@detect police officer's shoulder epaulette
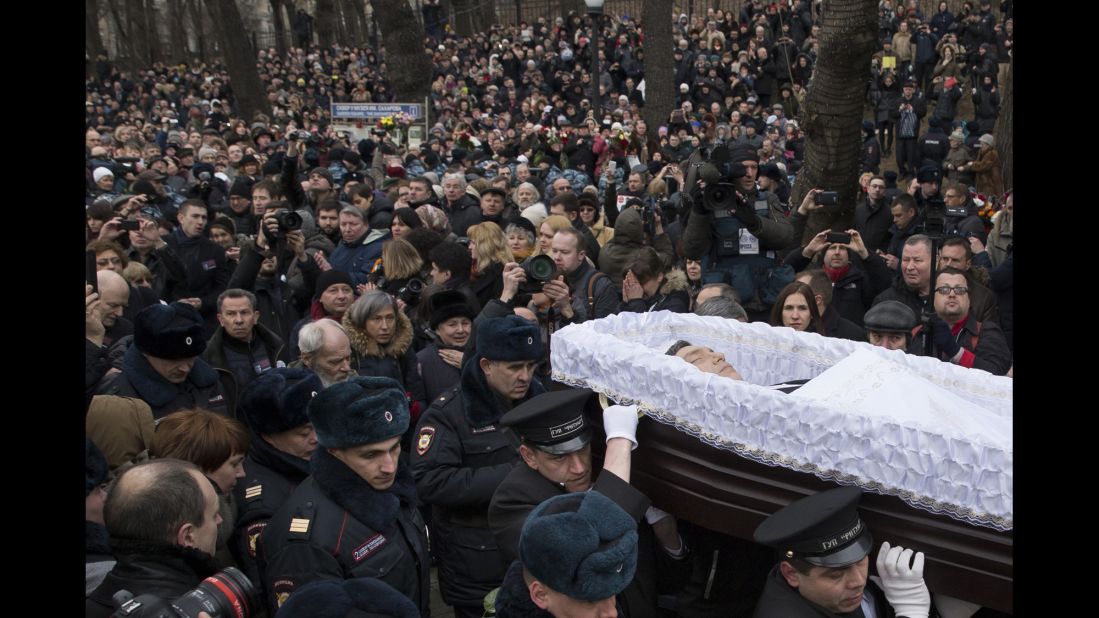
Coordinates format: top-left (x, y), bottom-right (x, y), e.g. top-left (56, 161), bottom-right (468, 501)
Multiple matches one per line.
top-left (287, 495), bottom-right (318, 540)
top-left (244, 483), bottom-right (264, 502)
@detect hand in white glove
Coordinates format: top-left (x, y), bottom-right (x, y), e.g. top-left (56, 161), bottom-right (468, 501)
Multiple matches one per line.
top-left (869, 541), bottom-right (930, 618)
top-left (602, 404), bottom-right (640, 449)
top-left (644, 505), bottom-right (671, 525)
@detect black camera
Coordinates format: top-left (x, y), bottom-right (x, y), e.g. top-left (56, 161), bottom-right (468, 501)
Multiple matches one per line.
top-left (518, 254), bottom-right (557, 294)
top-left (273, 210), bottom-right (303, 233)
top-left (814, 191), bottom-right (838, 206)
top-left (397, 278), bottom-right (425, 306)
top-left (119, 219), bottom-right (142, 231)
top-left (826, 231), bottom-right (852, 244)
top-left (112, 567), bottom-right (257, 618)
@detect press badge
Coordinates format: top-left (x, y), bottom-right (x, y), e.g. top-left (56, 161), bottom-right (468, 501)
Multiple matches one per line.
top-left (739, 229), bottom-right (760, 255)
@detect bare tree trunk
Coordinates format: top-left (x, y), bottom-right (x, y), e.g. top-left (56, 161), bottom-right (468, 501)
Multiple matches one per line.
top-left (373, 0), bottom-right (433, 102)
top-left (333, 0), bottom-right (350, 45)
top-left (207, 0), bottom-right (272, 121)
top-left (125, 0), bottom-right (151, 64)
top-left (475, 0), bottom-right (496, 33)
top-left (166, 0), bottom-right (189, 63)
top-left (106, 0), bottom-right (140, 70)
top-left (790, 0), bottom-right (879, 242)
top-left (640, 0), bottom-right (675, 138)
top-left (269, 0), bottom-right (289, 57)
top-left (87, 0), bottom-right (106, 62)
top-left (186, 0), bottom-right (208, 62)
top-left (315, 0), bottom-right (338, 49)
top-left (451, 0), bottom-right (474, 37)
top-left (993, 59), bottom-right (1012, 191)
top-left (144, 0), bottom-right (163, 63)
top-left (348, 0), bottom-right (370, 45)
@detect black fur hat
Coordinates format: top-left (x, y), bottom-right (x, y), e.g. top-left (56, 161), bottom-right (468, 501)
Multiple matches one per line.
top-left (308, 376), bottom-right (410, 449)
top-left (133, 302), bottom-right (207, 359)
top-left (239, 367), bottom-right (324, 436)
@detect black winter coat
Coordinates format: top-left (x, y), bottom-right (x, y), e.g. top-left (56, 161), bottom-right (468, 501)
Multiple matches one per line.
top-left (416, 342), bottom-right (463, 405)
top-left (258, 450), bottom-right (430, 615)
top-left (99, 345), bottom-right (230, 419)
top-left (231, 432), bottom-right (311, 586)
top-left (409, 360), bottom-right (546, 606)
top-left (164, 228), bottom-right (230, 336)
top-left (753, 564), bottom-right (901, 618)
top-left (853, 197), bottom-right (893, 254)
top-left (227, 243), bottom-right (318, 347)
top-left (86, 544), bottom-right (219, 618)
top-left (488, 463), bottom-right (658, 618)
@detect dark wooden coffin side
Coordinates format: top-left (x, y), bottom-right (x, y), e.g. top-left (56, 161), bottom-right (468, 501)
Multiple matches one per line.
top-left (612, 417), bottom-right (1014, 613)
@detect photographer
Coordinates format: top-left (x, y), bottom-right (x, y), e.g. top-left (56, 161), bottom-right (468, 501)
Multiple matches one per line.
top-left (599, 197), bottom-right (675, 286)
top-left (86, 459), bottom-right (227, 617)
top-left (681, 144), bottom-right (794, 319)
top-left (784, 229), bottom-right (893, 327)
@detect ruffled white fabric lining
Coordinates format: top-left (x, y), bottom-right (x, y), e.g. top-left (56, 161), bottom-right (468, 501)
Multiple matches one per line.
top-left (550, 312), bottom-right (1013, 531)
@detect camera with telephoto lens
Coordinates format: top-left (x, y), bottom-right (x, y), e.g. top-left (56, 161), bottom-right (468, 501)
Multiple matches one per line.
top-left (111, 566), bottom-right (257, 618)
top-left (687, 145), bottom-right (750, 213)
top-left (397, 278), bottom-right (425, 306)
top-left (273, 210), bottom-right (303, 233)
top-left (518, 254), bottom-right (557, 294)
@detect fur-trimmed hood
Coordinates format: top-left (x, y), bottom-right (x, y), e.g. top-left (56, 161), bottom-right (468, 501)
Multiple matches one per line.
top-left (343, 307), bottom-right (414, 358)
top-left (659, 268), bottom-right (690, 294)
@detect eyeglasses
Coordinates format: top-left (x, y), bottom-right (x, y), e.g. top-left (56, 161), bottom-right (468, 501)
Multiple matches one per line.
top-left (934, 286), bottom-right (968, 296)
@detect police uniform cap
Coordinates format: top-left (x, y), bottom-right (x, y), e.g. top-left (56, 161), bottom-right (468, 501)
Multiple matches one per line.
top-left (476, 315), bottom-right (543, 362)
top-left (500, 388), bottom-right (594, 455)
top-left (863, 301), bottom-right (917, 335)
top-left (133, 302), bottom-right (207, 359)
top-left (916, 165), bottom-right (942, 183)
top-left (753, 486), bottom-right (873, 568)
top-left (308, 376), bottom-right (410, 449)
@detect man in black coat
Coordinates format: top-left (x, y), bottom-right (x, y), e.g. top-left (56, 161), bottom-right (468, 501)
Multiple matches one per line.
top-left (410, 315), bottom-right (547, 618)
top-left (231, 368), bottom-right (322, 588)
top-left (752, 486), bottom-right (933, 618)
top-left (490, 389), bottom-right (688, 618)
top-left (203, 289), bottom-right (285, 420)
top-left (98, 303), bottom-right (229, 419)
top-left (785, 230), bottom-right (893, 327)
top-left (165, 199), bottom-right (230, 337)
top-left (259, 377), bottom-right (430, 615)
top-left (925, 268), bottom-right (1011, 375)
top-left (86, 459), bottom-right (227, 617)
top-left (854, 175), bottom-right (893, 254)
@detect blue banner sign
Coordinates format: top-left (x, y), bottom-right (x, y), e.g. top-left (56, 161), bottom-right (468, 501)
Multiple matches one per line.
top-left (331, 103), bottom-right (423, 119)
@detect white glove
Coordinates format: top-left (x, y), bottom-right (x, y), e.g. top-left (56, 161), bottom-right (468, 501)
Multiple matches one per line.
top-left (602, 404), bottom-right (640, 449)
top-left (644, 505), bottom-right (671, 525)
top-left (869, 541), bottom-right (930, 618)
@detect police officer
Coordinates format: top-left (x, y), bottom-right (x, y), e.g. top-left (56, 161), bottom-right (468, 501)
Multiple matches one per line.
top-left (99, 302), bottom-right (230, 419)
top-left (490, 389), bottom-right (687, 618)
top-left (682, 143), bottom-right (795, 320)
top-left (259, 376), bottom-right (429, 614)
top-left (410, 315), bottom-right (546, 618)
top-left (275, 577), bottom-right (420, 618)
top-left (493, 491), bottom-right (641, 618)
top-left (753, 486), bottom-right (932, 618)
top-left (232, 367), bottom-right (323, 587)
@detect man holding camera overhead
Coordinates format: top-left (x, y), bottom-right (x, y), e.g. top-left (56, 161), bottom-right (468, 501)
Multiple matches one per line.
top-left (681, 144), bottom-right (794, 320)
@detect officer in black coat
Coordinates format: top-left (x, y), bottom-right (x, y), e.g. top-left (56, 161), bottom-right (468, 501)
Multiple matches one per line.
top-left (275, 576), bottom-right (420, 618)
top-left (98, 302), bottom-right (230, 419)
top-left (258, 377), bottom-right (430, 615)
top-left (490, 389), bottom-right (688, 618)
top-left (752, 487), bottom-right (934, 618)
top-left (493, 491), bottom-right (642, 618)
top-left (410, 315), bottom-right (547, 618)
top-left (231, 367), bottom-right (323, 588)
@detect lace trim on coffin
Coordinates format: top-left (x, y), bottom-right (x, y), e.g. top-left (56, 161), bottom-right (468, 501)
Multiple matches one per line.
top-left (550, 311), bottom-right (1013, 532)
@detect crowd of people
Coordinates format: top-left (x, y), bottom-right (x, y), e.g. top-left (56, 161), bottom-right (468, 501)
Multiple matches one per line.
top-left (85, 1), bottom-right (1013, 616)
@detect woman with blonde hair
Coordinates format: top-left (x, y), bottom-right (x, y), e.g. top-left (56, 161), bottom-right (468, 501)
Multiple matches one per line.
top-left (534, 215), bottom-right (573, 256)
top-left (467, 221), bottom-right (514, 308)
top-left (374, 238), bottom-right (424, 303)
